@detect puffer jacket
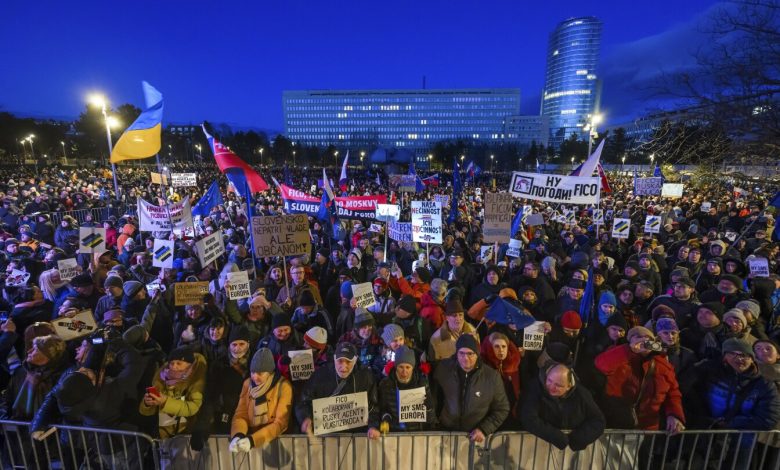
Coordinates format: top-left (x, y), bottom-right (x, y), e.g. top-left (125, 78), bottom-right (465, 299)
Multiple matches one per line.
top-left (594, 344), bottom-right (684, 430)
top-left (231, 373), bottom-right (293, 448)
top-left (375, 367), bottom-right (436, 431)
top-left (138, 353), bottom-right (207, 438)
top-left (419, 292), bottom-right (445, 330)
top-left (432, 357), bottom-right (510, 434)
top-left (521, 367), bottom-right (605, 451)
top-left (480, 336), bottom-right (522, 420)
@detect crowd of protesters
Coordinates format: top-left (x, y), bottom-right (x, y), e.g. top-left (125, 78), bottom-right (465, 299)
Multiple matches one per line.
top-left (0, 161), bottom-right (778, 468)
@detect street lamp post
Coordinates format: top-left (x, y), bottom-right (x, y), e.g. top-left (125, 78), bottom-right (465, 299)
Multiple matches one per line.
top-left (571, 157), bottom-right (575, 170)
top-left (490, 154), bottom-right (494, 173)
top-left (259, 147), bottom-right (264, 166)
top-left (61, 141), bottom-right (68, 164)
top-left (360, 151), bottom-right (365, 169)
top-left (89, 95), bottom-right (120, 198)
top-left (195, 144), bottom-right (202, 161)
top-left (334, 150), bottom-right (339, 167)
top-left (428, 154), bottom-right (433, 170)
top-left (649, 154), bottom-right (655, 172)
top-left (292, 150), bottom-right (296, 167)
top-left (584, 114), bottom-right (603, 157)
top-left (27, 135), bottom-right (37, 173)
top-left (621, 155), bottom-right (626, 173)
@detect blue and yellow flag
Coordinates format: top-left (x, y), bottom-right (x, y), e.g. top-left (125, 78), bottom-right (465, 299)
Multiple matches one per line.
top-left (110, 81), bottom-right (163, 163)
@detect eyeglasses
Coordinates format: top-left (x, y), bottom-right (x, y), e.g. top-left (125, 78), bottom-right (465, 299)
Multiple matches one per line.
top-left (725, 351), bottom-right (751, 360)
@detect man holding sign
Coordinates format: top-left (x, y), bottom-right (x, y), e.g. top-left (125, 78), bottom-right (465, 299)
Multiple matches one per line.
top-left (295, 342), bottom-right (378, 436)
top-left (376, 345), bottom-right (435, 432)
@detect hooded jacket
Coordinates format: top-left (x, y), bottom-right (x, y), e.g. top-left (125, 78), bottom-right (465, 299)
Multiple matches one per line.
top-left (480, 336), bottom-right (522, 420)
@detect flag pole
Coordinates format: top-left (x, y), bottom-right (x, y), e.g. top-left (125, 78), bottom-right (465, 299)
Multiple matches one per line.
top-left (244, 178), bottom-right (260, 281)
top-left (154, 154), bottom-right (177, 237)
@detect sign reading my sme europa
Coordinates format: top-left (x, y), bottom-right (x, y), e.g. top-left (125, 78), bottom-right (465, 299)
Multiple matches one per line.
top-left (251, 214), bottom-right (310, 258)
top-left (510, 172), bottom-right (600, 205)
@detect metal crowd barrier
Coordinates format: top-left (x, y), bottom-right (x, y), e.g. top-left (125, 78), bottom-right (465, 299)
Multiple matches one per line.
top-left (0, 420), bottom-right (158, 470)
top-left (2, 420), bottom-right (780, 470)
top-left (48, 204), bottom-right (137, 226)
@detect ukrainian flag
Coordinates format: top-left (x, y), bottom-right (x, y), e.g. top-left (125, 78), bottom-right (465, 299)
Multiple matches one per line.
top-left (110, 81), bottom-right (163, 163)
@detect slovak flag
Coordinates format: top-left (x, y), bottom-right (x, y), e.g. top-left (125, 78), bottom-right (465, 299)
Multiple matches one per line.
top-left (421, 174), bottom-right (440, 187)
top-left (339, 151), bottom-right (349, 192)
top-left (202, 125), bottom-right (268, 197)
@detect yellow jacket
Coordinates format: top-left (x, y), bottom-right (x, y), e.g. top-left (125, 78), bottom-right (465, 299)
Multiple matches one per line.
top-left (231, 375), bottom-right (293, 448)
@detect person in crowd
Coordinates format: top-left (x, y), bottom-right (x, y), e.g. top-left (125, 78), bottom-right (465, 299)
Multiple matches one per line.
top-left (480, 332), bottom-right (523, 424)
top-left (338, 309), bottom-right (383, 377)
top-left (375, 345), bottom-right (436, 433)
top-left (427, 299), bottom-right (479, 365)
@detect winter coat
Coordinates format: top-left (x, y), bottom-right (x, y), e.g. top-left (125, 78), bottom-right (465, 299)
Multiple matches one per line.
top-left (693, 360), bottom-right (780, 431)
top-left (295, 363), bottom-right (379, 427)
top-left (428, 322), bottom-right (479, 364)
top-left (647, 295), bottom-right (700, 330)
top-left (376, 368), bottom-right (436, 431)
top-left (231, 374), bottom-right (293, 447)
top-left (138, 353), bottom-right (207, 438)
top-left (432, 357), bottom-right (510, 434)
top-left (521, 369), bottom-right (605, 451)
top-left (116, 224), bottom-right (136, 255)
top-left (480, 336), bottom-right (522, 421)
top-left (391, 314), bottom-right (434, 353)
top-left (419, 292), bottom-right (445, 330)
top-left (594, 344), bottom-right (685, 430)
top-left (338, 330), bottom-right (383, 378)
top-left (390, 276), bottom-right (429, 305)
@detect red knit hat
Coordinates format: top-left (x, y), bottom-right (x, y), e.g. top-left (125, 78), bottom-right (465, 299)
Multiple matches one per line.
top-left (304, 326), bottom-right (327, 350)
top-left (560, 311), bottom-right (583, 330)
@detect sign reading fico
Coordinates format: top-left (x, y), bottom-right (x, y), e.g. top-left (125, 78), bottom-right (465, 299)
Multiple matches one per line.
top-left (483, 192), bottom-right (513, 243)
top-left (411, 201), bottom-right (443, 244)
top-left (510, 172), bottom-right (600, 205)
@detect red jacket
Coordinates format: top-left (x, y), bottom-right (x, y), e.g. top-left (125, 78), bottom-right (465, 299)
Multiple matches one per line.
top-left (419, 292), bottom-right (445, 330)
top-left (594, 344), bottom-right (684, 430)
top-left (389, 276), bottom-right (429, 307)
top-left (480, 336), bottom-right (522, 419)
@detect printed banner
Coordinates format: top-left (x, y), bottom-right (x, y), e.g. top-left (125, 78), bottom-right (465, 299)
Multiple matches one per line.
top-left (288, 349), bottom-right (315, 381)
top-left (525, 213), bottom-right (545, 226)
top-left (351, 282), bottom-right (374, 309)
top-left (79, 227), bottom-right (106, 254)
top-left (375, 204), bottom-right (400, 222)
top-left (480, 245), bottom-right (495, 264)
top-left (152, 239), bottom-right (174, 269)
top-left (700, 201), bottom-right (712, 212)
top-left (592, 209), bottom-right (604, 225)
top-left (661, 183), bottom-right (684, 198)
top-left (137, 197), bottom-right (194, 232)
top-left (563, 210), bottom-right (576, 225)
top-left (506, 239), bottom-right (523, 258)
top-left (644, 215), bottom-right (661, 234)
top-left (225, 271), bottom-right (251, 300)
top-left (634, 177), bottom-right (663, 196)
top-left (57, 258), bottom-right (80, 282)
top-left (749, 258), bottom-right (770, 277)
top-left (510, 172), bottom-right (600, 205)
top-left (433, 194), bottom-right (450, 208)
top-left (251, 214), bottom-right (310, 258)
top-left (388, 222), bottom-right (412, 242)
top-left (171, 173), bottom-right (197, 187)
top-left (411, 200), bottom-right (443, 244)
top-left (612, 218), bottom-right (631, 239)
top-left (312, 392), bottom-right (368, 436)
top-left (196, 231), bottom-right (225, 267)
top-left (52, 309), bottom-right (98, 341)
top-left (5, 269), bottom-right (30, 287)
top-left (523, 321), bottom-right (546, 351)
top-left (389, 174), bottom-right (417, 192)
top-left (483, 192), bottom-right (513, 243)
top-left (174, 281), bottom-right (210, 306)
top-left (398, 386), bottom-right (428, 423)
top-left (278, 184), bottom-right (387, 219)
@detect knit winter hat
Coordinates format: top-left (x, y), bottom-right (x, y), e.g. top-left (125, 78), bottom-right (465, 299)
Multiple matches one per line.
top-left (699, 302), bottom-right (726, 320)
top-left (70, 273), bottom-right (93, 288)
top-left (567, 279), bottom-right (586, 290)
top-left (654, 318), bottom-right (679, 333)
top-left (102, 308), bottom-right (124, 323)
top-left (394, 345), bottom-right (416, 367)
top-left (455, 334), bottom-right (479, 355)
top-left (104, 275), bottom-right (124, 290)
top-left (414, 267), bottom-right (432, 284)
top-left (720, 274), bottom-right (743, 289)
top-left (651, 304), bottom-right (676, 321)
top-left (445, 299), bottom-right (465, 316)
top-left (271, 312), bottom-right (292, 330)
top-left (599, 291), bottom-right (617, 307)
top-left (381, 324), bottom-right (404, 346)
top-left (168, 347), bottom-right (195, 364)
top-left (250, 348), bottom-right (275, 373)
top-left (340, 281), bottom-right (354, 300)
top-left (397, 295), bottom-right (417, 315)
top-left (606, 312), bottom-right (629, 331)
top-left (723, 308), bottom-right (747, 327)
top-left (354, 309), bottom-right (374, 329)
top-left (736, 300), bottom-right (761, 319)
top-left (627, 326), bottom-right (655, 343)
top-left (722, 338), bottom-right (754, 358)
top-left (229, 324), bottom-right (251, 344)
top-left (123, 280), bottom-right (143, 298)
top-left (299, 290), bottom-right (317, 307)
top-left (560, 311), bottom-right (583, 329)
top-left (303, 326), bottom-right (327, 350)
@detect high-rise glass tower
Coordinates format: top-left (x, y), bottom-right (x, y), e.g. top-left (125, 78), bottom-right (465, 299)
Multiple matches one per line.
top-left (541, 16), bottom-right (602, 150)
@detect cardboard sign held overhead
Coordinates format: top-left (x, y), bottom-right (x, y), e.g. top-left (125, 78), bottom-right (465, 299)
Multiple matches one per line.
top-left (251, 214), bottom-right (310, 258)
top-left (79, 227), bottom-right (106, 254)
top-left (351, 282), bottom-right (374, 309)
top-left (612, 218), bottom-right (631, 239)
top-left (644, 215), bottom-right (661, 234)
top-left (171, 173), bottom-right (197, 187)
top-left (483, 192), bottom-right (513, 243)
top-left (53, 310), bottom-right (98, 341)
top-left (226, 271), bottom-right (252, 300)
top-left (57, 258), bottom-right (81, 282)
top-left (153, 239), bottom-right (175, 269)
top-left (174, 281), bottom-right (210, 306)
top-left (749, 258), bottom-right (770, 278)
top-left (411, 201), bottom-right (443, 244)
top-left (196, 231), bottom-right (225, 267)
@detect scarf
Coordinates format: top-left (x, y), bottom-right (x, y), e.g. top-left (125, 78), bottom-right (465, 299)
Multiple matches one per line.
top-left (249, 374), bottom-right (277, 427)
top-left (159, 362), bottom-right (193, 388)
top-left (230, 350), bottom-right (249, 374)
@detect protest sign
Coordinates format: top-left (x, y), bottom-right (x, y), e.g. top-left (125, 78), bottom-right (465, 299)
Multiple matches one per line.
top-left (433, 194), bottom-right (450, 208)
top-left (634, 177), bottom-right (663, 196)
top-left (5, 269), bottom-right (30, 287)
top-left (388, 222), bottom-right (412, 242)
top-left (312, 392), bottom-right (368, 435)
top-left (196, 231), bottom-right (225, 267)
top-left (480, 245), bottom-right (495, 264)
top-left (171, 173), bottom-right (197, 187)
top-left (749, 258), bottom-right (770, 277)
top-left (226, 271), bottom-right (251, 300)
top-left (483, 192), bottom-right (513, 243)
top-left (174, 281), bottom-right (210, 306)
top-left (592, 209), bottom-right (604, 225)
top-left (644, 215), bottom-right (661, 234)
top-left (57, 258), bottom-right (80, 282)
top-left (700, 201), bottom-right (712, 212)
top-left (53, 310), bottom-right (98, 341)
top-left (150, 172), bottom-right (169, 185)
top-left (368, 223), bottom-right (383, 233)
top-left (411, 201), bottom-right (443, 244)
top-left (612, 218), bottom-right (631, 239)
top-left (152, 239), bottom-right (174, 269)
top-left (661, 183), bottom-right (684, 198)
top-left (564, 210), bottom-right (576, 225)
top-left (506, 239), bottom-right (523, 258)
top-left (351, 282), bottom-right (374, 309)
top-left (252, 214), bottom-right (310, 258)
top-left (523, 321), bottom-right (546, 351)
top-left (510, 172), bottom-right (600, 205)
top-left (389, 174), bottom-right (417, 192)
top-left (137, 197), bottom-right (194, 232)
top-left (79, 227), bottom-right (106, 253)
top-left (398, 386), bottom-right (428, 423)
top-left (525, 213), bottom-right (545, 226)
top-left (375, 204), bottom-right (400, 222)
top-left (288, 349), bottom-right (315, 381)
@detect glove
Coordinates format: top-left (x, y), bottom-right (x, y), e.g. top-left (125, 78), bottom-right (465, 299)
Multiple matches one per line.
top-left (181, 325), bottom-right (196, 343)
top-left (190, 431), bottom-right (206, 451)
top-left (237, 437), bottom-right (252, 452)
top-left (229, 437), bottom-right (241, 453)
top-left (484, 294), bottom-right (497, 305)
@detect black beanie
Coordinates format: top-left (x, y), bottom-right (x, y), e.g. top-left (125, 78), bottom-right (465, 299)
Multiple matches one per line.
top-left (699, 302), bottom-right (726, 320)
top-left (229, 324), bottom-right (251, 344)
top-left (455, 334), bottom-right (479, 355)
top-left (56, 372), bottom-right (95, 408)
top-left (271, 312), bottom-right (292, 330)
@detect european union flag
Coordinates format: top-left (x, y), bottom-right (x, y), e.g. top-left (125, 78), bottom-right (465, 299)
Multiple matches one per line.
top-left (192, 180), bottom-right (224, 218)
top-left (579, 267), bottom-right (595, 326)
top-left (511, 206), bottom-right (524, 237)
top-left (447, 160), bottom-right (462, 224)
top-left (485, 298), bottom-right (536, 329)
